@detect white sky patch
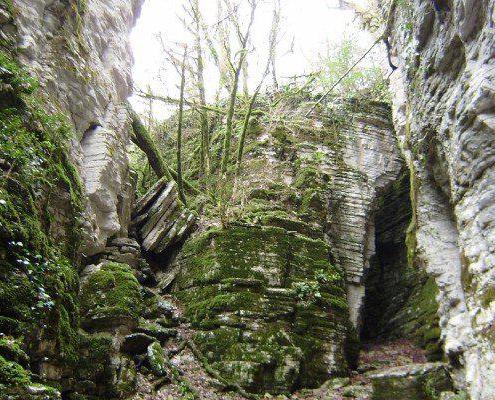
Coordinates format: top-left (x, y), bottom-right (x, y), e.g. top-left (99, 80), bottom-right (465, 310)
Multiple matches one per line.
top-left (129, 0), bottom-right (380, 117)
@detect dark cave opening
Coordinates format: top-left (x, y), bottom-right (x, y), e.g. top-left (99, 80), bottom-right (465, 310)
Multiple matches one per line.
top-left (360, 171), bottom-right (414, 341)
top-left (359, 170), bottom-right (443, 360)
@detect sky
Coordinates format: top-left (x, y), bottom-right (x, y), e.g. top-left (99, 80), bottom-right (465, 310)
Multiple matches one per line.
top-left (129, 0), bottom-right (380, 117)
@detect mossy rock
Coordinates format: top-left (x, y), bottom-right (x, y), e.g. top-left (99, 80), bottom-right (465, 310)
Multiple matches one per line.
top-left (146, 342), bottom-right (167, 377)
top-left (115, 356), bottom-right (137, 396)
top-left (175, 225), bottom-right (352, 394)
top-left (0, 50), bottom-right (83, 385)
top-left (369, 363), bottom-right (453, 400)
top-left (0, 355), bottom-right (61, 399)
top-left (0, 355), bottom-right (30, 387)
top-left (80, 262), bottom-right (143, 330)
top-left (0, 337), bottom-right (29, 367)
top-left (76, 332), bottom-right (115, 384)
top-left (75, 332), bottom-right (136, 398)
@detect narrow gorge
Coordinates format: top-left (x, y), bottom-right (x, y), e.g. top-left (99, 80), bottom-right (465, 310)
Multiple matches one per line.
top-left (0, 1), bottom-right (493, 400)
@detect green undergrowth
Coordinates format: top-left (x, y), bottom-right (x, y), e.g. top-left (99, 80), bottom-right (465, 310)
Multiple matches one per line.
top-left (0, 50), bottom-right (84, 388)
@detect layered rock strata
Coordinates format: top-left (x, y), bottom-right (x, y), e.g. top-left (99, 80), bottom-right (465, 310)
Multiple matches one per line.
top-left (386, 0), bottom-right (495, 397)
top-left (0, 0), bottom-right (144, 398)
top-left (10, 0), bottom-right (144, 254)
top-left (131, 178), bottom-right (197, 255)
top-left (361, 171), bottom-right (441, 359)
top-left (169, 99), bottom-right (410, 393)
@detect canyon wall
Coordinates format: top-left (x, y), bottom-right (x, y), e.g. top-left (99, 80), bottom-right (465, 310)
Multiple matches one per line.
top-left (155, 98), bottom-right (419, 393)
top-left (386, 0), bottom-right (495, 398)
top-left (0, 0), bottom-right (143, 398)
top-left (10, 0), bottom-right (143, 255)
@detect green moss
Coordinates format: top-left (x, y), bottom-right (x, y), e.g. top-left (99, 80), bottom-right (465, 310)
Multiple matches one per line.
top-left (0, 355), bottom-right (30, 386)
top-left (0, 51), bottom-right (83, 359)
top-left (147, 341), bottom-right (166, 377)
top-left (77, 332), bottom-right (114, 384)
top-left (0, 0), bottom-right (14, 15)
top-left (481, 286), bottom-right (495, 308)
top-left (116, 356), bottom-right (137, 395)
top-left (80, 262), bottom-right (143, 329)
top-left (294, 166), bottom-right (322, 189)
top-left (0, 338), bottom-right (29, 367)
top-left (175, 225), bottom-right (350, 393)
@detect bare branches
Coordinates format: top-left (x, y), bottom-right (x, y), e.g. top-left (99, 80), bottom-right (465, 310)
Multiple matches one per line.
top-left (304, 36), bottom-right (382, 117)
top-left (268, 0), bottom-right (281, 89)
top-left (136, 90), bottom-right (225, 114)
top-left (220, 0), bottom-right (258, 174)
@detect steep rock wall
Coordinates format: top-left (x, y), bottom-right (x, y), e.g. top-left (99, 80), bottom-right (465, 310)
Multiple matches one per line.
top-left (325, 102), bottom-right (404, 328)
top-left (361, 171), bottom-right (442, 359)
top-left (386, 0), bottom-right (495, 398)
top-left (0, 0), bottom-right (143, 398)
top-left (10, 0), bottom-right (143, 254)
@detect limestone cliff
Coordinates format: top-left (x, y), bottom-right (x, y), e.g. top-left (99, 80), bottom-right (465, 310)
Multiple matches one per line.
top-left (0, 0), bottom-right (143, 398)
top-left (9, 0), bottom-right (143, 255)
top-left (128, 97), bottom-right (433, 396)
top-left (386, 1), bottom-right (495, 398)
top-left (1, 0), bottom-right (494, 398)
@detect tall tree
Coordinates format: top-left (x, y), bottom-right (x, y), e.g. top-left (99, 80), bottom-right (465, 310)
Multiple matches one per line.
top-left (176, 46), bottom-right (188, 205)
top-left (220, 0), bottom-right (257, 174)
top-left (182, 0), bottom-right (210, 176)
top-left (236, 0), bottom-right (280, 173)
top-left (268, 0), bottom-right (281, 89)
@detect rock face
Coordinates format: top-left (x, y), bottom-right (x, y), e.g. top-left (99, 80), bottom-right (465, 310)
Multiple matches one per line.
top-left (170, 99), bottom-right (412, 393)
top-left (361, 171), bottom-right (442, 359)
top-left (386, 0), bottom-right (495, 397)
top-left (10, 0), bottom-right (143, 254)
top-left (0, 0), bottom-right (145, 397)
top-left (175, 225), bottom-right (352, 393)
top-left (323, 102), bottom-right (405, 327)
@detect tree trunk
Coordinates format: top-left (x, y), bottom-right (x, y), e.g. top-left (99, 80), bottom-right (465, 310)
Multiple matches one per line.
top-left (127, 103), bottom-right (199, 195)
top-left (176, 47), bottom-right (188, 205)
top-left (128, 104), bottom-right (171, 180)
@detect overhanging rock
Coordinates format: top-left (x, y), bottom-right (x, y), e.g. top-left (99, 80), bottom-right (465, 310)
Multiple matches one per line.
top-left (131, 178), bottom-right (197, 254)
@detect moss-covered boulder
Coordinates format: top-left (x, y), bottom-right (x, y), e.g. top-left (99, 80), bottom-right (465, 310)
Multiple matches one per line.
top-left (369, 362), bottom-right (453, 400)
top-left (146, 341), bottom-right (167, 377)
top-left (174, 225), bottom-right (354, 394)
top-left (80, 262), bottom-right (143, 330)
top-left (0, 355), bottom-right (61, 399)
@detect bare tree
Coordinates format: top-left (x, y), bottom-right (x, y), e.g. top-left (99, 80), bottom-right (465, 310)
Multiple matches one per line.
top-left (268, 0), bottom-right (281, 89)
top-left (236, 0), bottom-right (280, 173)
top-left (180, 0), bottom-right (211, 176)
top-left (220, 0), bottom-right (257, 174)
top-left (176, 45), bottom-right (188, 205)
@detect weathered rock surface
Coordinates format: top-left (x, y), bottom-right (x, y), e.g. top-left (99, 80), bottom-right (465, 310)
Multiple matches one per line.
top-left (387, 0), bottom-right (495, 397)
top-left (361, 171), bottom-right (441, 359)
top-left (80, 261), bottom-right (143, 331)
top-left (168, 99), bottom-right (410, 394)
top-left (323, 102), bottom-right (405, 327)
top-left (174, 225), bottom-right (353, 394)
top-left (132, 179), bottom-right (197, 255)
top-left (369, 362), bottom-right (453, 400)
top-left (9, 0), bottom-right (144, 254)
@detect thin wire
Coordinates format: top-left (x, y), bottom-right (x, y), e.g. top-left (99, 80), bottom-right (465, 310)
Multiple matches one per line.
top-left (304, 35), bottom-right (383, 117)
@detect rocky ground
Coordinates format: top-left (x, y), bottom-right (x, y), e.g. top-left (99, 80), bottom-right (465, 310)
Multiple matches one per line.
top-left (130, 293), bottom-right (429, 400)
